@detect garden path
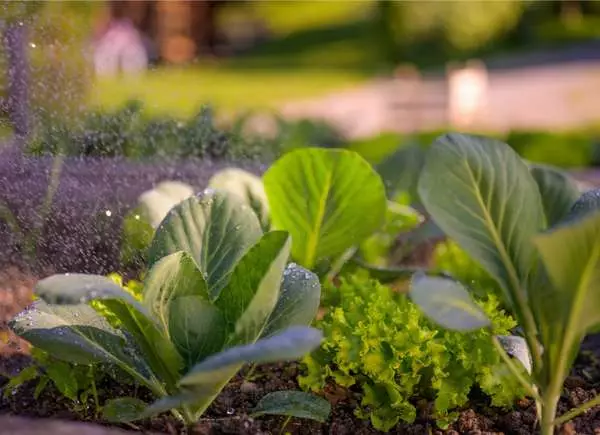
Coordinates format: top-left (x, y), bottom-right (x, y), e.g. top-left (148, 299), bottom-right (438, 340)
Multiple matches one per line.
top-left (280, 42), bottom-right (600, 138)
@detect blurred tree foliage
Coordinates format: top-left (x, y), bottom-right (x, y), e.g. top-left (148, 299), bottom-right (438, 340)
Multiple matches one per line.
top-left (1, 1), bottom-right (102, 131)
top-left (375, 0), bottom-right (526, 63)
top-left (0, 1), bottom-right (44, 22)
top-left (374, 0), bottom-right (600, 66)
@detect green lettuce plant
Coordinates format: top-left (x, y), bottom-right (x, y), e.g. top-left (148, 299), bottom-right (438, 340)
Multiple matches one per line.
top-left (409, 132), bottom-right (597, 435)
top-left (299, 275), bottom-right (526, 431)
top-left (9, 190), bottom-right (323, 427)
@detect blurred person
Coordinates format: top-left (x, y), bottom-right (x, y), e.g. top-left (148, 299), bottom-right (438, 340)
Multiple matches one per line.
top-left (92, 14), bottom-right (148, 77)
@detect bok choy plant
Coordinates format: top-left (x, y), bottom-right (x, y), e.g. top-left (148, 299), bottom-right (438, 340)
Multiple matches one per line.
top-left (409, 133), bottom-right (597, 435)
top-left (9, 189), bottom-right (323, 427)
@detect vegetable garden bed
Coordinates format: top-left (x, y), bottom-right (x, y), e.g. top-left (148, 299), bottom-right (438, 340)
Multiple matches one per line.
top-left (2, 270), bottom-right (600, 434)
top-left (3, 137), bottom-right (600, 435)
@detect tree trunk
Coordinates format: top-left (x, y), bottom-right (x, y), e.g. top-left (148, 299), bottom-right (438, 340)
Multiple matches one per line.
top-left (3, 21), bottom-right (29, 141)
top-left (191, 0), bottom-right (219, 56)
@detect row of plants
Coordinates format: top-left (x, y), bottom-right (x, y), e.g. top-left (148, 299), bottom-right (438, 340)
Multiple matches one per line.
top-left (24, 99), bottom-right (600, 170)
top-left (6, 133), bottom-right (600, 434)
top-left (25, 100), bottom-right (344, 161)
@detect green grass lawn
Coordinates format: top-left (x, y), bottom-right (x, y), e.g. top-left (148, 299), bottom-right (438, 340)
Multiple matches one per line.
top-left (90, 2), bottom-right (379, 118)
top-left (90, 66), bottom-right (366, 118)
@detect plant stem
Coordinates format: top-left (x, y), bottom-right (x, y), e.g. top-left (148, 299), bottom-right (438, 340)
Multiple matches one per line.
top-left (189, 371), bottom-right (238, 422)
top-left (89, 367), bottom-right (100, 418)
top-left (181, 405), bottom-right (195, 426)
top-left (326, 247), bottom-right (358, 282)
top-left (245, 363), bottom-right (257, 380)
top-left (491, 336), bottom-right (540, 402)
top-left (279, 415), bottom-right (292, 435)
top-left (553, 392), bottom-right (600, 426)
top-left (540, 386), bottom-right (561, 435)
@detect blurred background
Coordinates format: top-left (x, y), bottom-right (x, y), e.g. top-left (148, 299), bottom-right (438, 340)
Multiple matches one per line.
top-left (2, 0), bottom-right (600, 167)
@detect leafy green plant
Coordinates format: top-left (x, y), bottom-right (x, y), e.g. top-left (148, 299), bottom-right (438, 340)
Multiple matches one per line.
top-left (4, 272), bottom-right (144, 414)
top-left (9, 190), bottom-right (324, 428)
top-left (299, 275), bottom-right (526, 431)
top-left (263, 148), bottom-right (388, 272)
top-left (206, 148), bottom-right (437, 282)
top-left (27, 102), bottom-right (266, 160)
top-left (409, 132), bottom-right (598, 435)
top-left (250, 390), bottom-right (332, 434)
top-left (2, 347), bottom-right (131, 417)
top-left (506, 130), bottom-right (595, 168)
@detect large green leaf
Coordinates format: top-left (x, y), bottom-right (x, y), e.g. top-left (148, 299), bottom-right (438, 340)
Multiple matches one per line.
top-left (533, 211), bottom-right (600, 382)
top-left (529, 163), bottom-right (579, 227)
top-left (34, 274), bottom-right (149, 317)
top-left (9, 301), bottom-right (154, 387)
top-left (418, 133), bottom-right (545, 315)
top-left (261, 263), bottom-right (321, 338)
top-left (168, 296), bottom-right (228, 369)
top-left (351, 257), bottom-right (435, 283)
top-left (375, 142), bottom-right (425, 198)
top-left (101, 298), bottom-right (183, 389)
top-left (250, 391), bottom-right (331, 423)
top-left (103, 397), bottom-right (148, 423)
top-left (30, 274), bottom-right (181, 388)
top-left (409, 273), bottom-right (490, 331)
top-left (120, 208), bottom-right (154, 265)
top-left (263, 148), bottom-right (387, 269)
top-left (179, 326), bottom-right (322, 388)
top-left (142, 326), bottom-right (323, 418)
top-left (216, 231), bottom-right (291, 345)
top-left (147, 190), bottom-right (263, 299)
top-left (45, 360), bottom-right (78, 401)
top-left (208, 168), bottom-right (270, 231)
top-left (143, 251), bottom-right (209, 334)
